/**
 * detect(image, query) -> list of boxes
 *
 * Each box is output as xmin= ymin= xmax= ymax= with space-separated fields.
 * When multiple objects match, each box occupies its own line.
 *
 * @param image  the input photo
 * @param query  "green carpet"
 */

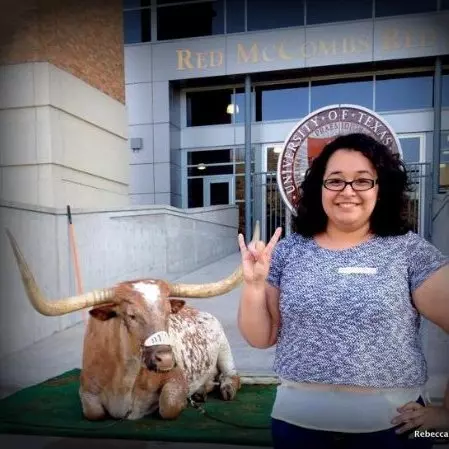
xmin=0 ymin=369 xmax=275 ymax=446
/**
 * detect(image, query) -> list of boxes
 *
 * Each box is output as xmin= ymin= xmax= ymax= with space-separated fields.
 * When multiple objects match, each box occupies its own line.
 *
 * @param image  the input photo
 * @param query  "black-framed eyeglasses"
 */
xmin=323 ymin=178 xmax=378 ymax=191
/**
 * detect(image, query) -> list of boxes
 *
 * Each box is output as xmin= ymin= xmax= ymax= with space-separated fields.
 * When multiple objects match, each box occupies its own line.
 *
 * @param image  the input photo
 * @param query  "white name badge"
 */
xmin=338 ymin=267 xmax=378 ymax=275
xmin=144 ymin=331 xmax=172 ymax=347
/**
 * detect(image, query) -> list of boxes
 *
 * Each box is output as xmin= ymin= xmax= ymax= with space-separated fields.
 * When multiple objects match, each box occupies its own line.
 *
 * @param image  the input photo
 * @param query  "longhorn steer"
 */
xmin=6 ymin=226 xmax=259 ymax=421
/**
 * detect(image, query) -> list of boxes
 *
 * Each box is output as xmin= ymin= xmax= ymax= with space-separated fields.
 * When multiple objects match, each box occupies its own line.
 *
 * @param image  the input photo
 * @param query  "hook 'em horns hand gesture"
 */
xmin=238 ymin=227 xmax=283 ymax=286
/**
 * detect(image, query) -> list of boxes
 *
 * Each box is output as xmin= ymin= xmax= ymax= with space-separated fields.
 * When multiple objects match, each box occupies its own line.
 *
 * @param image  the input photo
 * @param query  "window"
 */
xmin=442 ymin=73 xmax=449 ymax=108
xmin=311 ymin=77 xmax=373 ymax=110
xmin=123 ymin=1 xmax=151 ymax=44
xmin=186 ymin=147 xmax=252 ymax=233
xmin=186 ymin=89 xmax=232 ymax=126
xmin=187 ymin=149 xmax=233 ymax=176
xmin=247 ymin=0 xmax=304 ymax=31
xmin=188 ymin=178 xmax=204 ymax=207
xmin=306 ymin=0 xmax=372 ymax=25
xmin=188 ymin=149 xmax=231 ymax=165
xmin=187 ymin=149 xmax=233 ymax=208
xmin=255 ymin=83 xmax=309 ymax=121
xmin=375 ymin=0 xmax=437 ymax=17
xmin=440 ymin=132 xmax=449 ymax=165
xmin=442 ymin=0 xmax=449 ymax=9
xmin=187 ymin=150 xmax=233 ymax=209
xmin=226 ymin=0 xmax=245 ymax=33
xmin=157 ymin=0 xmax=224 ymax=40
xmin=124 ymin=0 xmax=150 ymax=7
xmin=399 ymin=137 xmax=421 ymax=163
xmin=187 ymin=150 xmax=234 ymax=183
xmin=232 ymin=88 xmax=246 ymax=124
xmin=375 ymin=74 xmax=433 ymax=112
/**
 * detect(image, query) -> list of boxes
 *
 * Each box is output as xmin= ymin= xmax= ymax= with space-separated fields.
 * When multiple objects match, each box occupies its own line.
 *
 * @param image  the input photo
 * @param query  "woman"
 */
xmin=238 ymin=133 xmax=449 ymax=448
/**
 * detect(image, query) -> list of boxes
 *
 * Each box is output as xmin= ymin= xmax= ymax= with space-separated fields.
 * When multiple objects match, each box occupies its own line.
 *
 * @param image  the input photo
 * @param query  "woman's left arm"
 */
xmin=392 ymin=264 xmax=449 ymax=433
xmin=413 ymin=264 xmax=449 ymax=333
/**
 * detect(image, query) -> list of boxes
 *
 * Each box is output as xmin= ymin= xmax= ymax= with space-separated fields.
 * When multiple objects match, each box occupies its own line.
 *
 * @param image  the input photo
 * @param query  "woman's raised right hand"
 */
xmin=238 ymin=227 xmax=283 ymax=286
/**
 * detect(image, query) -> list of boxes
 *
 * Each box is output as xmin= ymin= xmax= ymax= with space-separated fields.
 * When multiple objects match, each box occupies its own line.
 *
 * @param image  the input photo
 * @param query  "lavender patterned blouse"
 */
xmin=267 ymin=231 xmax=449 ymax=388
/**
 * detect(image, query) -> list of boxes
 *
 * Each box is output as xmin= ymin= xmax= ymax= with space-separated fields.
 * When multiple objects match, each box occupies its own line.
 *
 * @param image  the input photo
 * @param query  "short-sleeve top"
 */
xmin=266 ymin=231 xmax=449 ymax=388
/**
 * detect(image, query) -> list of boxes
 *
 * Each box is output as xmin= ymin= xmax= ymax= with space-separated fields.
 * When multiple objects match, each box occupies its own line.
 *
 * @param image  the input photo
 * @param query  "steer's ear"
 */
xmin=169 ymin=299 xmax=185 ymax=313
xmin=89 ymin=304 xmax=117 ymax=321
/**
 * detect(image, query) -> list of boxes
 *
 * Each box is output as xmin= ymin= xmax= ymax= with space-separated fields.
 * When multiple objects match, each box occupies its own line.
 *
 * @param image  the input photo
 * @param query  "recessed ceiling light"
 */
xmin=226 ymin=104 xmax=239 ymax=114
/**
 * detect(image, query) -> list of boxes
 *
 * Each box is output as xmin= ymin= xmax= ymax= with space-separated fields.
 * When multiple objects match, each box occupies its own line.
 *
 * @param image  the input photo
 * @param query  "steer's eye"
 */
xmin=128 ymin=314 xmax=137 ymax=320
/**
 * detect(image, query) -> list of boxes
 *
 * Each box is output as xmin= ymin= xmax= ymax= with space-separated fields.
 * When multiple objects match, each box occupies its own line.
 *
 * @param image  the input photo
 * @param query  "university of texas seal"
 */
xmin=277 ymin=104 xmax=403 ymax=215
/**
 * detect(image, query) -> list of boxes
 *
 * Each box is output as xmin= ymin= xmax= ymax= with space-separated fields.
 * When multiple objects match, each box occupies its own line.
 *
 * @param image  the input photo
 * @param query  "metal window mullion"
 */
xmin=223 ymin=0 xmax=227 ymax=33
xmin=244 ymin=0 xmax=248 ymax=32
xmin=433 ymin=57 xmax=442 ymax=195
xmin=151 ymin=0 xmax=157 ymax=41
xmin=181 ymin=150 xmax=188 ymax=208
xmin=304 ymin=0 xmax=307 ymax=26
xmin=308 ymin=80 xmax=311 ymax=114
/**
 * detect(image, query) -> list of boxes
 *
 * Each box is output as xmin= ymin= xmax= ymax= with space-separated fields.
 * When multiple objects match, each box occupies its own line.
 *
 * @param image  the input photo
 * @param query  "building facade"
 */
xmin=0 ymin=0 xmax=447 ymax=387
xmin=124 ymin=0 xmax=449 ymax=244
xmin=0 ymin=0 xmax=129 ymax=209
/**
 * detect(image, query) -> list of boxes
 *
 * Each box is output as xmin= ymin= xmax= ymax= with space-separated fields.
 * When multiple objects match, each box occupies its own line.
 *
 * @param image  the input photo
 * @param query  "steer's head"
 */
xmin=89 ymin=279 xmax=184 ymax=372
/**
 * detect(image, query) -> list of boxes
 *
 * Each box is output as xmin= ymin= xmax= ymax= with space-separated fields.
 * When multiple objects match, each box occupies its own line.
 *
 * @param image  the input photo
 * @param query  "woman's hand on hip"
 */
xmin=391 ymin=401 xmax=449 ymax=433
xmin=238 ymin=227 xmax=282 ymax=286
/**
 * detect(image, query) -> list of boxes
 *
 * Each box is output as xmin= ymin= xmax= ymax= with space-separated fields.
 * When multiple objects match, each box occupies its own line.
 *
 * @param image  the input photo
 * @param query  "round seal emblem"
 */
xmin=277 ymin=104 xmax=403 ymax=215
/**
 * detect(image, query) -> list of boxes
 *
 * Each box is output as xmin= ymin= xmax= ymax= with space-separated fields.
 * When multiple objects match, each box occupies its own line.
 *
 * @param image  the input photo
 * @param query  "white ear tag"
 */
xmin=144 ymin=331 xmax=172 ymax=347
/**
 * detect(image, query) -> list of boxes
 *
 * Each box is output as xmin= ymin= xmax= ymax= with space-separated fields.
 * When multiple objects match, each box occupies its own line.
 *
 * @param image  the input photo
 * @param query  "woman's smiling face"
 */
xmin=322 ymin=149 xmax=379 ymax=232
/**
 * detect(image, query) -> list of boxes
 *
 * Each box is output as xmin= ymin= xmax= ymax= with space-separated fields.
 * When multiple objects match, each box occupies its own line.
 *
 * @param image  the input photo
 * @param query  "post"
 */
xmin=429 ymin=57 xmax=442 ymax=243
xmin=244 ymin=74 xmax=252 ymax=241
xmin=433 ymin=57 xmax=442 ymax=196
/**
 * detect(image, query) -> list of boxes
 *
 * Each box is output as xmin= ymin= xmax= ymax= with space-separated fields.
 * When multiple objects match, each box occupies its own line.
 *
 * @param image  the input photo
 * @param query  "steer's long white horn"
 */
xmin=168 ymin=221 xmax=260 ymax=298
xmin=6 ymin=229 xmax=115 ymax=316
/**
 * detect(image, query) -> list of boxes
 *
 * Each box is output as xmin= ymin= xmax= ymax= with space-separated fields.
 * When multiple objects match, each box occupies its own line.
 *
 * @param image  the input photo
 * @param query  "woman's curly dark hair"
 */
xmin=293 ymin=133 xmax=413 ymax=237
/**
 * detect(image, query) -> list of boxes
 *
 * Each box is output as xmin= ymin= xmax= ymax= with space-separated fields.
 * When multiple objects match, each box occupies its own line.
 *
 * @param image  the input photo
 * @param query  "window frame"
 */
xmin=181 ymin=66 xmax=436 ymax=126
xmin=183 ymin=146 xmax=248 ymax=208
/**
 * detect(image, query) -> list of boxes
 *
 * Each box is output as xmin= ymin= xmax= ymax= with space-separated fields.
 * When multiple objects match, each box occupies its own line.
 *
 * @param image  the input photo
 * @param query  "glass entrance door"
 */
xmin=203 ymin=175 xmax=234 ymax=206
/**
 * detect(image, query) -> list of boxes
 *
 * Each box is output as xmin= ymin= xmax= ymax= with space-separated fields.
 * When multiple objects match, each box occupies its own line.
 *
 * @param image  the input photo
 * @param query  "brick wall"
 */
xmin=0 ymin=0 xmax=125 ymax=104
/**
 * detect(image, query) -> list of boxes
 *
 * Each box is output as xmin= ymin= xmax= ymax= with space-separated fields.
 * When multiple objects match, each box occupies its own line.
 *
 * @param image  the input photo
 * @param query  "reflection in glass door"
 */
xmin=203 ymin=175 xmax=234 ymax=206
